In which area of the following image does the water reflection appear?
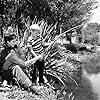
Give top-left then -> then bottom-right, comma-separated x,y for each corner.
57,54 -> 100,100
57,70 -> 100,100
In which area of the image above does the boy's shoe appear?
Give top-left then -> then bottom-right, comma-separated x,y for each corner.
37,83 -> 44,89
29,85 -> 39,95
38,83 -> 44,87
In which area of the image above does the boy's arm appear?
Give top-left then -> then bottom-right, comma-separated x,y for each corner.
27,41 -> 37,57
25,55 -> 42,66
28,46 -> 37,57
42,41 -> 53,47
40,35 -> 53,47
8,53 -> 27,68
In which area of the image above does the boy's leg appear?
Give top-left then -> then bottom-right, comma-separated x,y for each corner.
24,57 -> 44,84
12,65 -> 40,94
36,60 -> 44,84
31,64 -> 37,83
25,59 -> 38,83
1,70 -> 13,85
12,65 -> 32,88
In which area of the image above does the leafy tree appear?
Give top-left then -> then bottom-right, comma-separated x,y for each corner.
82,22 -> 100,44
0,0 -> 99,34
46,0 -> 99,30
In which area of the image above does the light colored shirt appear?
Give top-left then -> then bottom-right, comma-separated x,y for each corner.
27,36 -> 44,55
3,50 -> 26,71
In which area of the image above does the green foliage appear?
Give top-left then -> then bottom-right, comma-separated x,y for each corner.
0,0 -> 99,98
0,0 -> 99,37
0,86 -> 57,100
21,18 -> 83,91
83,52 -> 100,74
82,22 -> 100,44
46,0 -> 99,30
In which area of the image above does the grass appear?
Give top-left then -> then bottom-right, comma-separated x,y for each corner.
0,85 -> 57,100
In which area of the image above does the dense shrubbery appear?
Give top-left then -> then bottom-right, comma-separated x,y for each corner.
0,0 -> 99,38
82,23 -> 100,45
0,0 -> 99,99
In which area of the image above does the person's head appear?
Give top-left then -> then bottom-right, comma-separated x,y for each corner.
4,34 -> 17,48
14,46 -> 26,60
30,24 -> 40,39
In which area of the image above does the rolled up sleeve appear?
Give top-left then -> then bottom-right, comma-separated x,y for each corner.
8,53 -> 27,68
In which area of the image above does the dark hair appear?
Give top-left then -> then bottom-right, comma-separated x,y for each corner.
4,34 -> 16,43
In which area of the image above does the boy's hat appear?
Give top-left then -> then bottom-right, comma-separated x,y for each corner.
30,24 -> 40,31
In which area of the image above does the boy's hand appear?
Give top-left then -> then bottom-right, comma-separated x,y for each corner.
37,55 -> 43,60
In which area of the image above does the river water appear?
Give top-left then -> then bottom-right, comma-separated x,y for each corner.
70,70 -> 100,100
82,70 -> 100,100
57,69 -> 100,100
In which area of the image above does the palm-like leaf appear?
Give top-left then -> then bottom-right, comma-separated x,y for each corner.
18,18 -> 83,91
32,16 -> 38,24
39,20 -> 83,89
